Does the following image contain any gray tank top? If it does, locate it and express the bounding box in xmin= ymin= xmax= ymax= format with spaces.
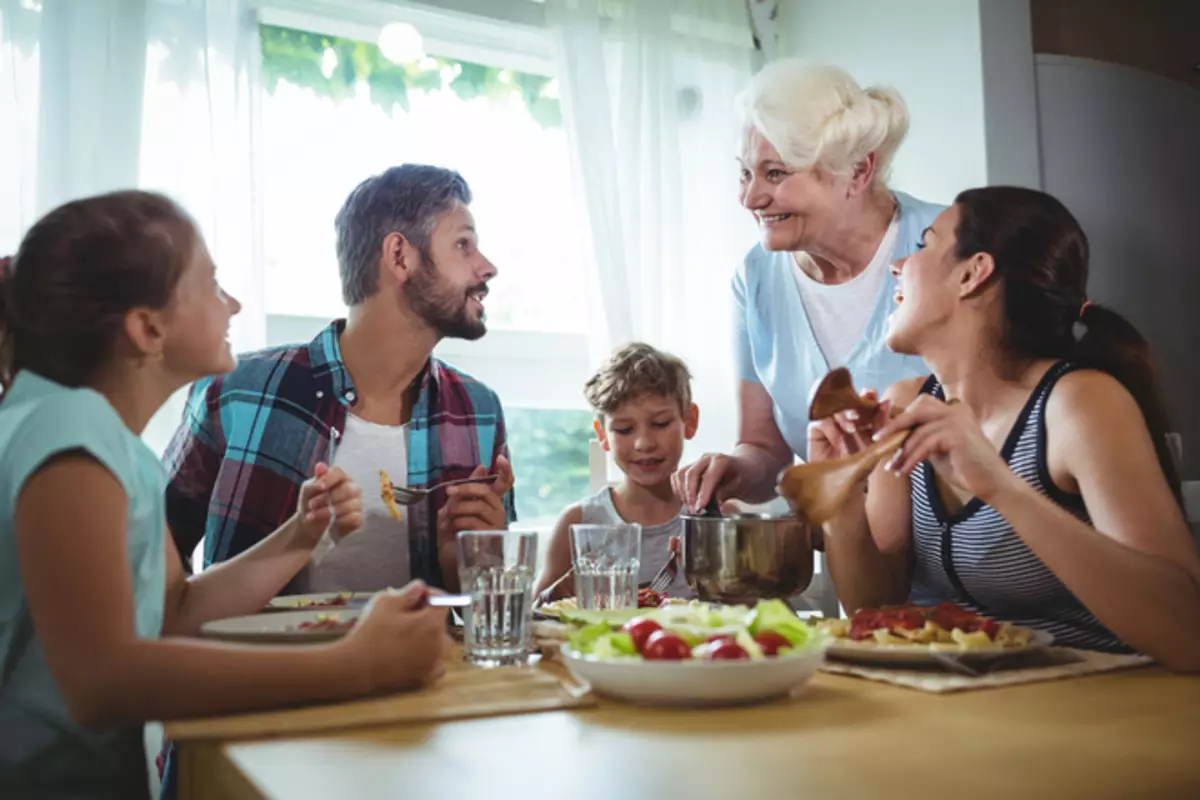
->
xmin=580 ymin=488 xmax=690 ymax=598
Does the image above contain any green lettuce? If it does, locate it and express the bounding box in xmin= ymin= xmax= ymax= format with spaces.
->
xmin=567 ymin=622 xmax=637 ymax=658
xmin=747 ymin=599 xmax=811 ymax=648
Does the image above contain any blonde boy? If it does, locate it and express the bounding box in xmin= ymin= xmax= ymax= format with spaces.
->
xmin=536 ymin=343 xmax=698 ymax=599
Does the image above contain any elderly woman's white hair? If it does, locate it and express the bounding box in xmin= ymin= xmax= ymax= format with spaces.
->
xmin=737 ymin=59 xmax=909 ymax=186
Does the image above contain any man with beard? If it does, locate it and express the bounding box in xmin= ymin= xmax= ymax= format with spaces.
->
xmin=163 ymin=164 xmax=515 ymax=593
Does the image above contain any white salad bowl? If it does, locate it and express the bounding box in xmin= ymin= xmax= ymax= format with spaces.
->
xmin=559 ymin=639 xmax=829 ymax=707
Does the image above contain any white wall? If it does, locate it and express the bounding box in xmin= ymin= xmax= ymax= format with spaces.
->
xmin=776 ymin=0 xmax=989 ymax=205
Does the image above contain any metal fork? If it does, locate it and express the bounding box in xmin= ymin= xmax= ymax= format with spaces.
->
xmin=534 ymin=566 xmax=574 ymax=609
xmin=390 ymin=474 xmax=499 ymax=506
xmin=642 ymin=551 xmax=679 ymax=594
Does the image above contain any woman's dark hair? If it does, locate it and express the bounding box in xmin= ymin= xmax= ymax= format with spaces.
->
xmin=953 ymin=185 xmax=1182 ymax=505
xmin=0 ymin=190 xmax=196 ymax=392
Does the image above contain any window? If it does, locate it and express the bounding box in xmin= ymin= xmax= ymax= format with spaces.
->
xmin=251 ymin=3 xmax=595 ymax=528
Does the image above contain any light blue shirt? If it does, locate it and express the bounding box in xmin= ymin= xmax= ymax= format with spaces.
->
xmin=0 ymin=371 xmax=166 ymax=799
xmin=734 ymin=191 xmax=946 ymax=460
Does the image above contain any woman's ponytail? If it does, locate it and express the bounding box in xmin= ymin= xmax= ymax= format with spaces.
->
xmin=1074 ymin=302 xmax=1182 ymax=506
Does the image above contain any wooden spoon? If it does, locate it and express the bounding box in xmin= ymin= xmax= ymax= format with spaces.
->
xmin=807 ymin=367 xmax=884 ymax=420
xmin=777 ymin=430 xmax=910 ymax=525
xmin=779 ymin=367 xmax=911 ymax=524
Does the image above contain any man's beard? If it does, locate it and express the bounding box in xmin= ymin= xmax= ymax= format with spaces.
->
xmin=403 ymin=256 xmax=488 ymax=341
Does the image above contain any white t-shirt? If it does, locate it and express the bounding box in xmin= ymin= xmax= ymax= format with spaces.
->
xmin=302 ymin=414 xmax=411 ymax=592
xmin=792 ymin=214 xmax=900 ymax=367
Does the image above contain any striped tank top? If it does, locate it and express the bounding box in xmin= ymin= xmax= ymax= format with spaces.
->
xmin=908 ymin=361 xmax=1131 ymax=652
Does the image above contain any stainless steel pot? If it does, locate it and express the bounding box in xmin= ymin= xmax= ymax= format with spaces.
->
xmin=680 ymin=511 xmax=815 ymax=605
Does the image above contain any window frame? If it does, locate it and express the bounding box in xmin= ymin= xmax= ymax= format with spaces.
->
xmin=254 ymin=0 xmax=592 ymax=413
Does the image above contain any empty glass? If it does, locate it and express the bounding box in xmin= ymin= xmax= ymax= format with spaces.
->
xmin=457 ymin=530 xmax=537 ymax=666
xmin=569 ymin=523 xmax=642 ymax=610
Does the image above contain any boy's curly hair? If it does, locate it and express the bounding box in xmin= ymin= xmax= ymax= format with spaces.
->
xmin=583 ymin=342 xmax=692 ymax=418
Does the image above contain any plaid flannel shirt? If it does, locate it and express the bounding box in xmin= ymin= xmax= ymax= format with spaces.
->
xmin=162 ymin=320 xmax=516 ymax=588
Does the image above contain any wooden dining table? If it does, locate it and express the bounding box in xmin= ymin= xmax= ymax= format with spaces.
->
xmin=166 ymin=651 xmax=1200 ymax=800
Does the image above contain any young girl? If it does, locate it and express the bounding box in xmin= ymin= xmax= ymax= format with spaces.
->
xmin=0 ymin=191 xmax=451 ymax=797
xmin=811 ymin=186 xmax=1200 ymax=670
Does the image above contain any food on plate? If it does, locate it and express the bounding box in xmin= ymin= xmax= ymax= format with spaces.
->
xmin=565 ymin=599 xmax=827 ymax=662
xmin=535 ymin=597 xmax=579 ymax=619
xmin=813 ymin=602 xmax=1033 ymax=650
xmin=637 ymin=587 xmax=667 ymax=608
xmin=539 ymin=588 xmax=666 ymax=621
xmin=293 ymin=614 xmax=357 ymax=633
xmin=379 ymin=470 xmax=403 ymax=521
xmin=277 ymin=592 xmax=353 ymax=609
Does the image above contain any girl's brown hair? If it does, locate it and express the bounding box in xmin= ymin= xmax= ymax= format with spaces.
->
xmin=953 ymin=186 xmax=1181 ymax=505
xmin=0 ymin=190 xmax=196 ymax=392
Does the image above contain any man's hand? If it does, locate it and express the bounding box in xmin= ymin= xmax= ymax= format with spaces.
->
xmin=435 ymin=456 xmax=515 ymax=588
xmin=436 ymin=455 xmax=514 ymax=542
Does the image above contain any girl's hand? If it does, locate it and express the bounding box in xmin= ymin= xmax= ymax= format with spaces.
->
xmin=806 ymin=389 xmax=891 ymax=463
xmin=295 ymin=463 xmax=363 ymax=547
xmin=338 ymin=581 xmax=452 ymax=692
xmin=872 ymin=395 xmax=1015 ymax=502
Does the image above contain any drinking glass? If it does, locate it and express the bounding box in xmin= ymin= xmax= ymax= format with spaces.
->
xmin=569 ymin=523 xmax=641 ymax=610
xmin=456 ymin=530 xmax=537 ymax=666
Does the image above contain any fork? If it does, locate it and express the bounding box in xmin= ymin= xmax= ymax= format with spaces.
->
xmin=390 ymin=474 xmax=499 ymax=506
xmin=930 ymin=653 xmax=987 ymax=677
xmin=534 ymin=566 xmax=574 ymax=609
xmin=642 ymin=551 xmax=679 ymax=594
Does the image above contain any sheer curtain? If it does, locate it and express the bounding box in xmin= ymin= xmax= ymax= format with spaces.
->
xmin=138 ymin=0 xmax=266 ymax=453
xmin=0 ymin=0 xmax=264 ymax=451
xmin=545 ymin=0 xmax=759 ymax=460
xmin=140 ymin=0 xmax=265 ymax=355
xmin=0 ymin=0 xmax=45 ymax=253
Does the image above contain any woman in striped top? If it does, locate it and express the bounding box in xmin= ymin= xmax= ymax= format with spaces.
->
xmin=810 ymin=186 xmax=1200 ymax=671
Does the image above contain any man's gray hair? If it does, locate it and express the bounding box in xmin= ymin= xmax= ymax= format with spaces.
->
xmin=334 ymin=164 xmax=473 ymax=305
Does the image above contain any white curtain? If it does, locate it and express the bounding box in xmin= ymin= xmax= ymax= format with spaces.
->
xmin=0 ymin=0 xmax=264 ymax=352
xmin=140 ymin=0 xmax=266 ymax=353
xmin=545 ymin=0 xmax=759 ymax=460
xmin=0 ymin=0 xmax=264 ymax=452
xmin=0 ymin=0 xmax=45 ymax=254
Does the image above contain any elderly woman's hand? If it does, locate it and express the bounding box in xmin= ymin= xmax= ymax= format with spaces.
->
xmin=671 ymin=454 xmax=748 ymax=514
xmin=806 ymin=388 xmax=891 ymax=463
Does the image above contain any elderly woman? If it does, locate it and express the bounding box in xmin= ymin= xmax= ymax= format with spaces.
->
xmin=674 ymin=60 xmax=942 ymax=511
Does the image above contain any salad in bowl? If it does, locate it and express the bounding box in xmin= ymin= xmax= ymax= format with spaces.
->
xmin=560 ymin=600 xmax=829 ymax=706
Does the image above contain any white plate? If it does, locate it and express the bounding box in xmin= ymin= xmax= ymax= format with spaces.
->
xmin=264 ymin=592 xmax=371 ymax=612
xmin=559 ymin=642 xmax=828 ymax=707
xmin=825 ymin=628 xmax=1055 ymax=667
xmin=201 ymin=609 xmax=361 ymax=644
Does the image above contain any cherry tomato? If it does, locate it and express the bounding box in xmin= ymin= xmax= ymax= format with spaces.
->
xmin=642 ymin=630 xmax=692 ymax=660
xmin=622 ymin=618 xmax=663 ymax=653
xmin=705 ymin=634 xmax=737 ymax=646
xmin=708 ymin=641 xmax=750 ymax=660
xmin=753 ymin=631 xmax=791 ymax=656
